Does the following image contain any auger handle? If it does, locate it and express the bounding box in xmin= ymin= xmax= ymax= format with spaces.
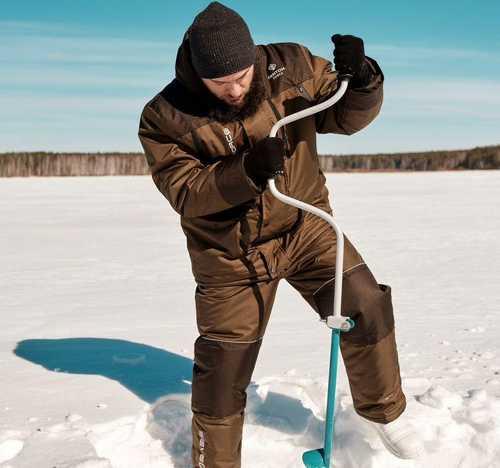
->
xmin=267 ymin=77 xmax=351 ymax=326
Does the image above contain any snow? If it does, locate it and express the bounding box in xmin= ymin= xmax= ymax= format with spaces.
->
xmin=1 ymin=171 xmax=499 ymax=467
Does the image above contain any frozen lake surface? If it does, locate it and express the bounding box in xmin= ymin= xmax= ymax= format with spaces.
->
xmin=1 ymin=171 xmax=499 ymax=467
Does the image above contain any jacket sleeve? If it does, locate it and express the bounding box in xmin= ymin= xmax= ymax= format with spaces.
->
xmin=138 ymin=104 xmax=261 ymax=218
xmin=300 ymin=46 xmax=384 ymax=135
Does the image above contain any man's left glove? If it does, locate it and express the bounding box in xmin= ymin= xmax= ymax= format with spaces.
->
xmin=331 ymin=34 xmax=374 ymax=89
xmin=243 ymin=136 xmax=285 ymax=188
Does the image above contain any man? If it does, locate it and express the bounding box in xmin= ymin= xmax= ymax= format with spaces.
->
xmin=139 ymin=2 xmax=423 ymax=466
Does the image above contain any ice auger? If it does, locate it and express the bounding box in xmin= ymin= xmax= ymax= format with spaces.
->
xmin=268 ymin=73 xmax=354 ymax=468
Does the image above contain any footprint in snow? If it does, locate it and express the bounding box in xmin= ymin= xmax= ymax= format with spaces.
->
xmin=0 ymin=439 xmax=24 ymax=464
xmin=464 ymin=326 xmax=486 ymax=333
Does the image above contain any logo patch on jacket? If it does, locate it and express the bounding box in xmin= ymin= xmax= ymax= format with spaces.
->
xmin=267 ymin=63 xmax=286 ymax=80
xmin=223 ymin=127 xmax=237 ymax=154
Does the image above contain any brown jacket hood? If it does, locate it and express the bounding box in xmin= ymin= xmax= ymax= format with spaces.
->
xmin=175 ymin=29 xmax=208 ymax=98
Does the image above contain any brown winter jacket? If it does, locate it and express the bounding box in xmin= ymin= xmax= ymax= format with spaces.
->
xmin=138 ymin=32 xmax=384 ymax=286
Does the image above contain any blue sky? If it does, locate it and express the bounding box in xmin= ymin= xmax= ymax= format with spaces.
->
xmin=2 ymin=0 xmax=499 ymax=154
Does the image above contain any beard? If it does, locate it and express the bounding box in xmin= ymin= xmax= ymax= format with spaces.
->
xmin=206 ymin=66 xmax=267 ymax=124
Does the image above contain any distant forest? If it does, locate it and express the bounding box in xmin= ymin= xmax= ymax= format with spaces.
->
xmin=1 ymin=144 xmax=499 ymax=177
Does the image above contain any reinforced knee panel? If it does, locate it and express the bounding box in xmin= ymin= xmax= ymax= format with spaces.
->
xmin=192 ymin=336 xmax=262 ymax=418
xmin=312 ymin=263 xmax=395 ymax=345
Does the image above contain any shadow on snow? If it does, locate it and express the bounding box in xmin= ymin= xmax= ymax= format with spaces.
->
xmin=14 ymin=337 xmax=193 ymax=403
xmin=12 ymin=338 xmax=374 ymax=467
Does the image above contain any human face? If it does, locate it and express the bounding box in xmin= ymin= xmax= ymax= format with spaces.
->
xmin=202 ymin=65 xmax=254 ymax=108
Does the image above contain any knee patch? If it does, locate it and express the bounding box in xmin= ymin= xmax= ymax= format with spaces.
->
xmin=313 ymin=264 xmax=394 ymax=345
xmin=192 ymin=337 xmax=261 ymax=418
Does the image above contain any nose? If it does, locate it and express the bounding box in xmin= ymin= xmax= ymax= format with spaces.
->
xmin=227 ymin=83 xmax=243 ymax=99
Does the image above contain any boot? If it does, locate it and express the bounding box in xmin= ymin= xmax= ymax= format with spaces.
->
xmin=368 ymin=413 xmax=423 ymax=459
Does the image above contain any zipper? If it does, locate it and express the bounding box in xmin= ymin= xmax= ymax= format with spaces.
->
xmin=297 ymin=83 xmax=313 ymax=102
xmin=266 ymin=98 xmax=290 ymax=194
xmin=240 ymin=120 xmax=264 ymax=240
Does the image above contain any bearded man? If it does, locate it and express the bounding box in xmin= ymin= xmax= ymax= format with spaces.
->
xmin=138 ymin=2 xmax=422 ymax=466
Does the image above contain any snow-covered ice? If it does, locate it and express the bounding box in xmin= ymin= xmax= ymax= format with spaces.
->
xmin=1 ymin=171 xmax=499 ymax=467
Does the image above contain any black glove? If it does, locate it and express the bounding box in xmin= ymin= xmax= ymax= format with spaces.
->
xmin=243 ymin=137 xmax=285 ymax=187
xmin=331 ymin=34 xmax=373 ymax=88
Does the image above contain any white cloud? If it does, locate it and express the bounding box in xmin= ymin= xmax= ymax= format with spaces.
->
xmin=0 ymin=20 xmax=176 ymax=92
xmin=0 ymin=20 xmax=84 ymax=35
xmin=0 ymin=66 xmax=172 ymax=89
xmin=308 ymin=41 xmax=500 ymax=74
xmin=369 ymin=44 xmax=500 ymax=63
xmin=383 ymin=78 xmax=500 ymax=120
xmin=0 ymin=94 xmax=146 ymax=117
xmin=3 ymin=36 xmax=176 ymax=66
xmin=1 ymin=21 xmax=177 ymax=67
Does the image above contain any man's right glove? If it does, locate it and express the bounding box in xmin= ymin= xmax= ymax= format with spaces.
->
xmin=331 ymin=34 xmax=374 ymax=89
xmin=243 ymin=136 xmax=285 ymax=188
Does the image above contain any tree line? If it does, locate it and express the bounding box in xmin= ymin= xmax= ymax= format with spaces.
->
xmin=1 ymin=145 xmax=499 ymax=177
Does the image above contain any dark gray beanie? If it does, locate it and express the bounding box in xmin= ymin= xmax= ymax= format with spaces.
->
xmin=189 ymin=2 xmax=256 ymax=79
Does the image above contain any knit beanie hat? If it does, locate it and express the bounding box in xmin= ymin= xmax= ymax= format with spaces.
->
xmin=189 ymin=2 xmax=256 ymax=79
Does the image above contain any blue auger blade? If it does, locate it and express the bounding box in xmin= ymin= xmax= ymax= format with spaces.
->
xmin=302 ymin=328 xmax=345 ymax=468
xmin=303 ymin=448 xmax=326 ymax=467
